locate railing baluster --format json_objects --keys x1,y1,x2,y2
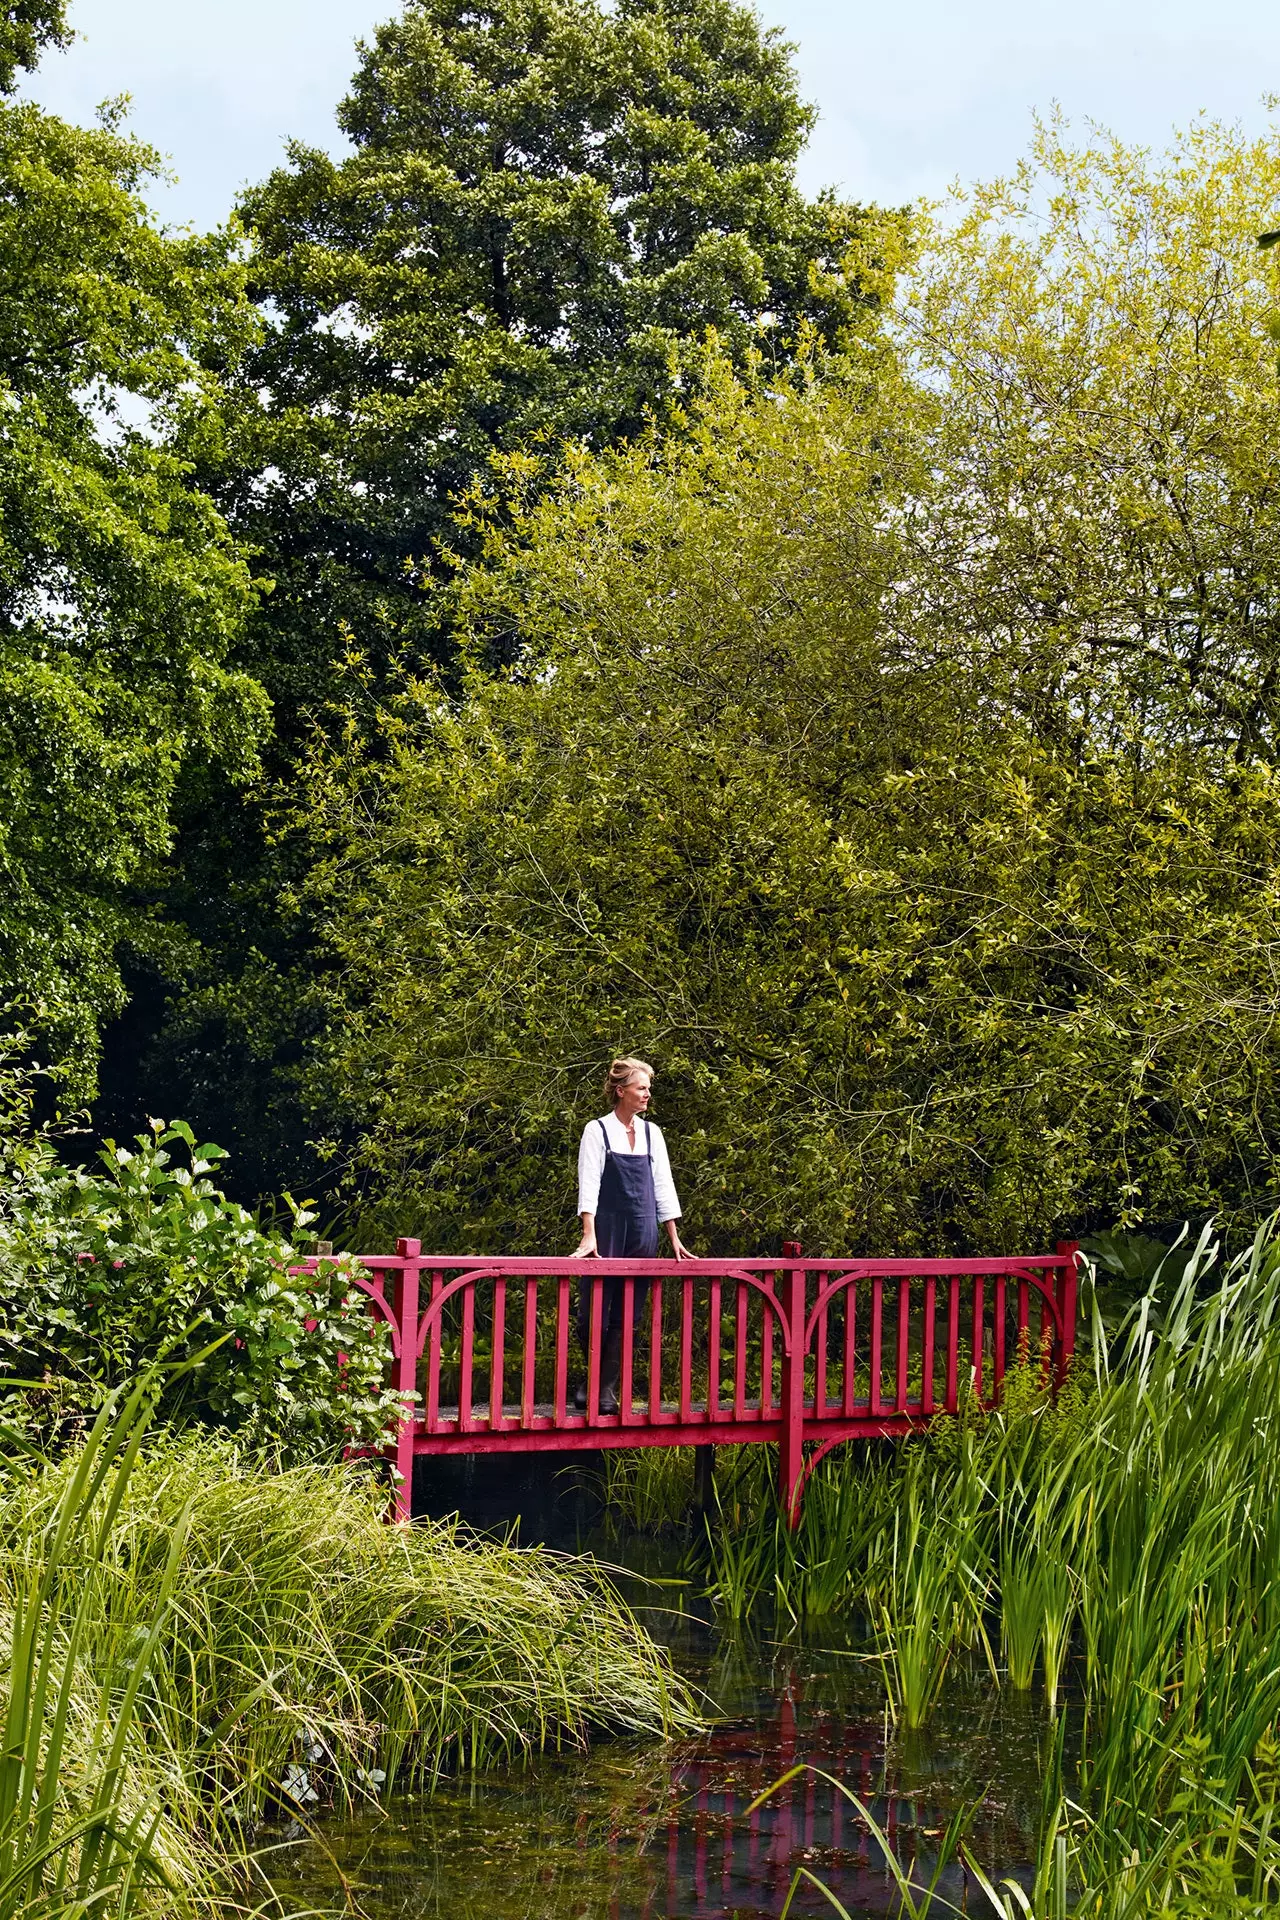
[
  {"x1": 1016, "y1": 1276, "x2": 1030, "y2": 1366},
  {"x1": 554, "y1": 1275, "x2": 570, "y2": 1424},
  {"x1": 993, "y1": 1274, "x2": 1006, "y2": 1396},
  {"x1": 922, "y1": 1276, "x2": 936, "y2": 1414},
  {"x1": 734, "y1": 1281, "x2": 747, "y2": 1420},
  {"x1": 679, "y1": 1275, "x2": 693, "y2": 1423},
  {"x1": 459, "y1": 1281, "x2": 475, "y2": 1432},
  {"x1": 708, "y1": 1278, "x2": 721, "y2": 1419},
  {"x1": 821, "y1": 1282, "x2": 832, "y2": 1420},
  {"x1": 521, "y1": 1277, "x2": 537, "y2": 1428},
  {"x1": 587, "y1": 1275, "x2": 604, "y2": 1426},
  {"x1": 895, "y1": 1278, "x2": 910, "y2": 1413},
  {"x1": 945, "y1": 1273, "x2": 960, "y2": 1413},
  {"x1": 842, "y1": 1279, "x2": 857, "y2": 1415},
  {"x1": 426, "y1": 1269, "x2": 443, "y2": 1430},
  {"x1": 620, "y1": 1277, "x2": 635, "y2": 1425},
  {"x1": 649, "y1": 1278, "x2": 664, "y2": 1420},
  {"x1": 972, "y1": 1275, "x2": 985, "y2": 1405},
  {"x1": 870, "y1": 1278, "x2": 884, "y2": 1415},
  {"x1": 761, "y1": 1294, "x2": 773, "y2": 1418},
  {"x1": 489, "y1": 1276, "x2": 506, "y2": 1429}
]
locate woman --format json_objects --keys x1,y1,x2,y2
[{"x1": 570, "y1": 1056, "x2": 691, "y2": 1411}]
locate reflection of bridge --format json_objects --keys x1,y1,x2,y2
[{"x1": 302, "y1": 1243, "x2": 1078, "y2": 1523}]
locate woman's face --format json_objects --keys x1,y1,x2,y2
[{"x1": 618, "y1": 1070, "x2": 652, "y2": 1114}]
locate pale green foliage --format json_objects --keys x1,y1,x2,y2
[{"x1": 293, "y1": 116, "x2": 1280, "y2": 1251}]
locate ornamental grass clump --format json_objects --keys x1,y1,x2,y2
[{"x1": 2, "y1": 1430, "x2": 695, "y2": 1829}]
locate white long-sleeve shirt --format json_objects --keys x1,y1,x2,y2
[{"x1": 576, "y1": 1113, "x2": 682, "y2": 1223}]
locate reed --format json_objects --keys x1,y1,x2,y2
[{"x1": 698, "y1": 1221, "x2": 1280, "y2": 1906}]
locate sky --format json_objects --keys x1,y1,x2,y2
[{"x1": 19, "y1": 0, "x2": 1280, "y2": 232}]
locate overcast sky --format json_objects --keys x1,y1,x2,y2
[{"x1": 19, "y1": 0, "x2": 1280, "y2": 232}]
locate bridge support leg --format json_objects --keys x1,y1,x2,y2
[
  {"x1": 391, "y1": 1237, "x2": 421, "y2": 1524},
  {"x1": 693, "y1": 1445, "x2": 716, "y2": 1521},
  {"x1": 778, "y1": 1249, "x2": 806, "y2": 1530}
]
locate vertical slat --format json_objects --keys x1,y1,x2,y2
[
  {"x1": 707, "y1": 1278, "x2": 721, "y2": 1417},
  {"x1": 921, "y1": 1276, "x2": 936, "y2": 1414},
  {"x1": 870, "y1": 1278, "x2": 884, "y2": 1415},
  {"x1": 620, "y1": 1276, "x2": 636, "y2": 1425},
  {"x1": 426, "y1": 1270, "x2": 443, "y2": 1431},
  {"x1": 945, "y1": 1274, "x2": 960, "y2": 1413},
  {"x1": 649, "y1": 1278, "x2": 664, "y2": 1420},
  {"x1": 521, "y1": 1277, "x2": 537, "y2": 1428},
  {"x1": 459, "y1": 1282, "x2": 475, "y2": 1431},
  {"x1": 1017, "y1": 1277, "x2": 1030, "y2": 1368},
  {"x1": 778, "y1": 1264, "x2": 806, "y2": 1526},
  {"x1": 994, "y1": 1274, "x2": 1007, "y2": 1395},
  {"x1": 679, "y1": 1275, "x2": 693, "y2": 1422},
  {"x1": 761, "y1": 1295, "x2": 773, "y2": 1417},
  {"x1": 972, "y1": 1275, "x2": 985, "y2": 1405},
  {"x1": 587, "y1": 1275, "x2": 604, "y2": 1426},
  {"x1": 815, "y1": 1282, "x2": 829, "y2": 1417},
  {"x1": 842, "y1": 1279, "x2": 857, "y2": 1414},
  {"x1": 895, "y1": 1277, "x2": 910, "y2": 1413},
  {"x1": 391, "y1": 1243, "x2": 419, "y2": 1523},
  {"x1": 734, "y1": 1281, "x2": 748, "y2": 1419},
  {"x1": 554, "y1": 1275, "x2": 570, "y2": 1423},
  {"x1": 489, "y1": 1276, "x2": 506, "y2": 1429}
]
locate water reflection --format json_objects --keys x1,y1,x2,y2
[{"x1": 267, "y1": 1632, "x2": 1043, "y2": 1920}]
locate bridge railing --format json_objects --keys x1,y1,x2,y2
[{"x1": 295, "y1": 1242, "x2": 1079, "y2": 1523}]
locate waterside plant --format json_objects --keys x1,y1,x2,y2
[
  {"x1": 609, "y1": 1224, "x2": 1280, "y2": 1911},
  {"x1": 0, "y1": 1390, "x2": 696, "y2": 1918}
]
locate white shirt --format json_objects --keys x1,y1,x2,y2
[{"x1": 577, "y1": 1113, "x2": 682, "y2": 1224}]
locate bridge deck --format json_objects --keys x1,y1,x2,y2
[{"x1": 299, "y1": 1245, "x2": 1079, "y2": 1523}]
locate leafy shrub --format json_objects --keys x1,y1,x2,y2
[{"x1": 0, "y1": 1057, "x2": 403, "y2": 1461}]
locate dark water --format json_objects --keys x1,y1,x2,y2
[{"x1": 267, "y1": 1531, "x2": 1049, "y2": 1920}]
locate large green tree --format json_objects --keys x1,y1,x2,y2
[
  {"x1": 0, "y1": 36, "x2": 265, "y2": 1091},
  {"x1": 286, "y1": 122, "x2": 1280, "y2": 1255},
  {"x1": 225, "y1": 0, "x2": 875, "y2": 703},
  {"x1": 118, "y1": 0, "x2": 885, "y2": 1192}
]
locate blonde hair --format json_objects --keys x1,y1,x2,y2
[{"x1": 603, "y1": 1056, "x2": 653, "y2": 1105}]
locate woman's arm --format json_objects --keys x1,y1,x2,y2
[
  {"x1": 571, "y1": 1211, "x2": 598, "y2": 1258},
  {"x1": 665, "y1": 1218, "x2": 693, "y2": 1260}
]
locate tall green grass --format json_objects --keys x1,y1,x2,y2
[
  {"x1": 0, "y1": 1401, "x2": 697, "y2": 1917},
  {"x1": 690, "y1": 1224, "x2": 1280, "y2": 1908},
  {"x1": 3, "y1": 1432, "x2": 696, "y2": 1825},
  {"x1": 0, "y1": 1379, "x2": 217, "y2": 1920}
]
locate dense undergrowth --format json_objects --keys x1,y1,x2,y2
[
  {"x1": 0, "y1": 1388, "x2": 695, "y2": 1920},
  {"x1": 605, "y1": 1227, "x2": 1280, "y2": 1914}
]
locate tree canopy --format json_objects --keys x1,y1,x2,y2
[
  {"x1": 110, "y1": 0, "x2": 885, "y2": 1188},
  {"x1": 287, "y1": 120, "x2": 1280, "y2": 1254},
  {"x1": 224, "y1": 0, "x2": 876, "y2": 702},
  {"x1": 0, "y1": 88, "x2": 264, "y2": 1088}
]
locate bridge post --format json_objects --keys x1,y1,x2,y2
[
  {"x1": 391, "y1": 1238, "x2": 421, "y2": 1522},
  {"x1": 778, "y1": 1242, "x2": 806, "y2": 1529},
  {"x1": 1054, "y1": 1240, "x2": 1079, "y2": 1387},
  {"x1": 693, "y1": 1445, "x2": 716, "y2": 1521}
]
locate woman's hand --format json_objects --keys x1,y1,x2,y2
[
  {"x1": 666, "y1": 1223, "x2": 694, "y2": 1261},
  {"x1": 571, "y1": 1215, "x2": 598, "y2": 1259}
]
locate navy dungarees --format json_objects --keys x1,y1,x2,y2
[{"x1": 581, "y1": 1116, "x2": 659, "y2": 1341}]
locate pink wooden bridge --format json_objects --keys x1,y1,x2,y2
[{"x1": 303, "y1": 1241, "x2": 1079, "y2": 1524}]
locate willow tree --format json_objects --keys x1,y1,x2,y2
[{"x1": 291, "y1": 120, "x2": 1280, "y2": 1254}]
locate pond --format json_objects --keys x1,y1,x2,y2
[{"x1": 267, "y1": 1503, "x2": 1054, "y2": 1920}]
